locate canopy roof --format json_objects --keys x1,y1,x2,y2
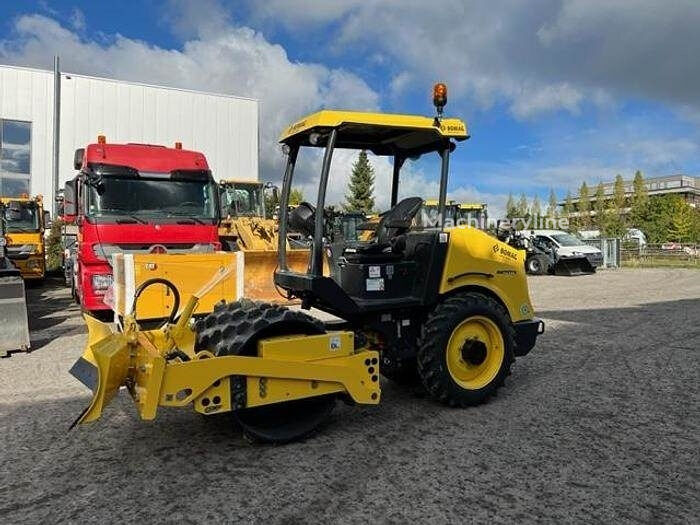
[{"x1": 279, "y1": 110, "x2": 469, "y2": 156}]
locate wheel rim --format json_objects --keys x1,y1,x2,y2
[{"x1": 446, "y1": 315, "x2": 505, "y2": 390}]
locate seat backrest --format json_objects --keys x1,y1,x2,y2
[{"x1": 376, "y1": 197, "x2": 424, "y2": 245}]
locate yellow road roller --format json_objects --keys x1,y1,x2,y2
[{"x1": 70, "y1": 85, "x2": 544, "y2": 443}]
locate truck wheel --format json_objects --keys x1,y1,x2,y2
[
  {"x1": 195, "y1": 299, "x2": 335, "y2": 444},
  {"x1": 417, "y1": 292, "x2": 515, "y2": 407},
  {"x1": 526, "y1": 255, "x2": 547, "y2": 275}
]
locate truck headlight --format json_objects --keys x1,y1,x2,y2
[{"x1": 91, "y1": 273, "x2": 113, "y2": 291}]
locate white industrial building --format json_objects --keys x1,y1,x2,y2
[{"x1": 0, "y1": 63, "x2": 259, "y2": 211}]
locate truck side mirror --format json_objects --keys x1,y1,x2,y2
[
  {"x1": 43, "y1": 210, "x2": 52, "y2": 229},
  {"x1": 63, "y1": 180, "x2": 77, "y2": 219},
  {"x1": 74, "y1": 148, "x2": 85, "y2": 170}
]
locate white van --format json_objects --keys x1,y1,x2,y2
[{"x1": 527, "y1": 230, "x2": 604, "y2": 268}]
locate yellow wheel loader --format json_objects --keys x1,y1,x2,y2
[
  {"x1": 218, "y1": 180, "x2": 312, "y2": 301},
  {"x1": 70, "y1": 85, "x2": 544, "y2": 443},
  {"x1": 0, "y1": 194, "x2": 48, "y2": 281}
]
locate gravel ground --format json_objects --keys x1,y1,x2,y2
[{"x1": 1, "y1": 269, "x2": 699, "y2": 523}]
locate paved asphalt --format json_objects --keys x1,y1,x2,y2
[{"x1": 1, "y1": 269, "x2": 698, "y2": 523}]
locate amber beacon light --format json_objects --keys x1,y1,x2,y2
[{"x1": 433, "y1": 82, "x2": 447, "y2": 118}]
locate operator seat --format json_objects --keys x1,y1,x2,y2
[{"x1": 341, "y1": 197, "x2": 424, "y2": 263}]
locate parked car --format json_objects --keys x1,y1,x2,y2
[{"x1": 526, "y1": 230, "x2": 604, "y2": 269}]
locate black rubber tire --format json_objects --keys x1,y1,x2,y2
[
  {"x1": 417, "y1": 292, "x2": 515, "y2": 407},
  {"x1": 526, "y1": 255, "x2": 548, "y2": 275},
  {"x1": 195, "y1": 299, "x2": 336, "y2": 444}
]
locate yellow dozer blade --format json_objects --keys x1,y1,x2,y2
[
  {"x1": 69, "y1": 315, "x2": 129, "y2": 426},
  {"x1": 243, "y1": 249, "x2": 311, "y2": 302}
]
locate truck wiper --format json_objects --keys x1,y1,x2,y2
[
  {"x1": 175, "y1": 216, "x2": 206, "y2": 225},
  {"x1": 116, "y1": 215, "x2": 148, "y2": 224}
]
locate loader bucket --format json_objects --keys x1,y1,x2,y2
[
  {"x1": 243, "y1": 249, "x2": 312, "y2": 303},
  {"x1": 553, "y1": 257, "x2": 596, "y2": 276},
  {"x1": 0, "y1": 272, "x2": 30, "y2": 356},
  {"x1": 69, "y1": 315, "x2": 130, "y2": 427}
]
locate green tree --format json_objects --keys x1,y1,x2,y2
[
  {"x1": 517, "y1": 193, "x2": 529, "y2": 217},
  {"x1": 630, "y1": 170, "x2": 648, "y2": 227},
  {"x1": 547, "y1": 188, "x2": 558, "y2": 217},
  {"x1": 289, "y1": 188, "x2": 305, "y2": 206},
  {"x1": 634, "y1": 194, "x2": 682, "y2": 243},
  {"x1": 264, "y1": 188, "x2": 280, "y2": 219},
  {"x1": 531, "y1": 195, "x2": 542, "y2": 218},
  {"x1": 506, "y1": 193, "x2": 518, "y2": 219},
  {"x1": 344, "y1": 150, "x2": 375, "y2": 213},
  {"x1": 563, "y1": 190, "x2": 574, "y2": 217},
  {"x1": 593, "y1": 182, "x2": 607, "y2": 232},
  {"x1": 45, "y1": 218, "x2": 64, "y2": 271},
  {"x1": 613, "y1": 174, "x2": 626, "y2": 211},
  {"x1": 668, "y1": 197, "x2": 694, "y2": 242},
  {"x1": 578, "y1": 182, "x2": 591, "y2": 229}
]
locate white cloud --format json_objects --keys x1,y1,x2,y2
[
  {"x1": 0, "y1": 13, "x2": 378, "y2": 189},
  {"x1": 249, "y1": 0, "x2": 700, "y2": 117}
]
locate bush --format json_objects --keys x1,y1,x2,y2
[{"x1": 46, "y1": 218, "x2": 64, "y2": 271}]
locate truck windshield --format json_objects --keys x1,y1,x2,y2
[
  {"x1": 220, "y1": 183, "x2": 264, "y2": 217},
  {"x1": 5, "y1": 201, "x2": 39, "y2": 232},
  {"x1": 87, "y1": 176, "x2": 217, "y2": 221},
  {"x1": 552, "y1": 233, "x2": 583, "y2": 246}
]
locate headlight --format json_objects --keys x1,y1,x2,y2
[
  {"x1": 27, "y1": 258, "x2": 42, "y2": 269},
  {"x1": 91, "y1": 273, "x2": 113, "y2": 291},
  {"x1": 192, "y1": 243, "x2": 217, "y2": 253}
]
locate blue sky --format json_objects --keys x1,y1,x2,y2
[{"x1": 1, "y1": 0, "x2": 698, "y2": 214}]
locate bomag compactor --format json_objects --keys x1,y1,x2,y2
[
  {"x1": 218, "y1": 179, "x2": 312, "y2": 301},
  {"x1": 70, "y1": 85, "x2": 544, "y2": 443}
]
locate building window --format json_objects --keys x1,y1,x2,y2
[{"x1": 0, "y1": 119, "x2": 31, "y2": 196}]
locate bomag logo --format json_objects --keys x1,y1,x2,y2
[
  {"x1": 444, "y1": 124, "x2": 465, "y2": 133},
  {"x1": 493, "y1": 244, "x2": 518, "y2": 261}
]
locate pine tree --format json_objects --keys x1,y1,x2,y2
[
  {"x1": 344, "y1": 150, "x2": 375, "y2": 213},
  {"x1": 593, "y1": 182, "x2": 607, "y2": 232},
  {"x1": 547, "y1": 188, "x2": 558, "y2": 217},
  {"x1": 289, "y1": 188, "x2": 305, "y2": 206},
  {"x1": 517, "y1": 193, "x2": 529, "y2": 217},
  {"x1": 563, "y1": 191, "x2": 574, "y2": 216},
  {"x1": 264, "y1": 189, "x2": 280, "y2": 219},
  {"x1": 506, "y1": 193, "x2": 518, "y2": 219},
  {"x1": 578, "y1": 182, "x2": 591, "y2": 229},
  {"x1": 531, "y1": 195, "x2": 541, "y2": 218},
  {"x1": 613, "y1": 174, "x2": 626, "y2": 211},
  {"x1": 632, "y1": 170, "x2": 648, "y2": 206},
  {"x1": 630, "y1": 170, "x2": 648, "y2": 227}
]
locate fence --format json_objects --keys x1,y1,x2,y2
[
  {"x1": 583, "y1": 238, "x2": 621, "y2": 268},
  {"x1": 620, "y1": 242, "x2": 700, "y2": 267}
]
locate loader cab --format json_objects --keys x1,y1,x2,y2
[
  {"x1": 219, "y1": 180, "x2": 266, "y2": 218},
  {"x1": 274, "y1": 102, "x2": 469, "y2": 319}
]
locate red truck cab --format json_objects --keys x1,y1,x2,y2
[{"x1": 62, "y1": 138, "x2": 220, "y2": 316}]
